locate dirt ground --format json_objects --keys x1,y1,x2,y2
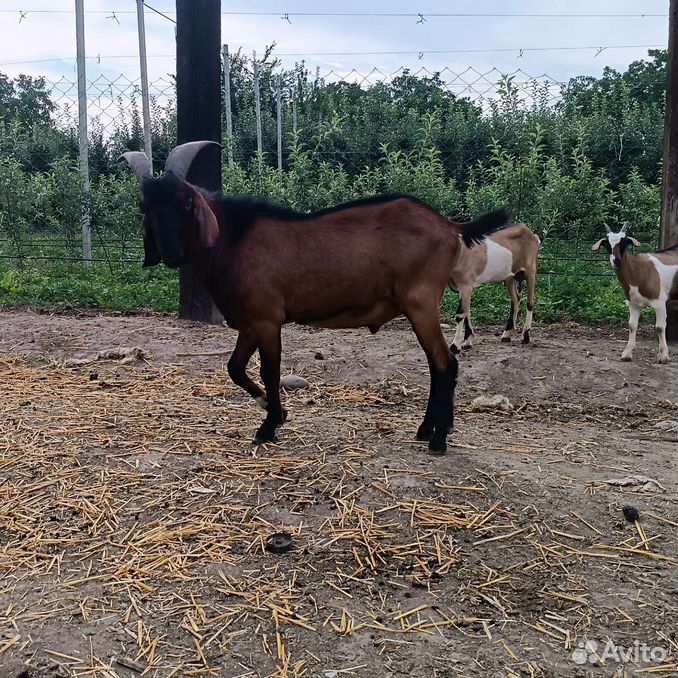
[{"x1": 1, "y1": 308, "x2": 677, "y2": 678}]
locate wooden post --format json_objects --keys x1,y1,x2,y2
[
  {"x1": 276, "y1": 77, "x2": 283, "y2": 172},
  {"x1": 176, "y1": 0, "x2": 222, "y2": 323},
  {"x1": 662, "y1": 0, "x2": 678, "y2": 339}
]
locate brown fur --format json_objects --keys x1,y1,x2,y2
[
  {"x1": 613, "y1": 253, "x2": 662, "y2": 301},
  {"x1": 198, "y1": 197, "x2": 460, "y2": 334}
]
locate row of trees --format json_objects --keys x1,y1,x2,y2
[{"x1": 0, "y1": 49, "x2": 667, "y2": 256}]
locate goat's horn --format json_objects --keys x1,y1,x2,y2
[
  {"x1": 119, "y1": 151, "x2": 152, "y2": 182},
  {"x1": 164, "y1": 141, "x2": 221, "y2": 181},
  {"x1": 604, "y1": 223, "x2": 612, "y2": 233}
]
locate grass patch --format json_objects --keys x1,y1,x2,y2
[
  {"x1": 0, "y1": 259, "x2": 642, "y2": 327},
  {"x1": 442, "y1": 275, "x2": 633, "y2": 326},
  {"x1": 0, "y1": 262, "x2": 179, "y2": 313}
]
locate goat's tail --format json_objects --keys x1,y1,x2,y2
[{"x1": 456, "y1": 208, "x2": 510, "y2": 248}]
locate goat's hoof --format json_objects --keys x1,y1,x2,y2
[
  {"x1": 500, "y1": 335, "x2": 511, "y2": 343},
  {"x1": 253, "y1": 427, "x2": 276, "y2": 445},
  {"x1": 416, "y1": 424, "x2": 434, "y2": 441},
  {"x1": 461, "y1": 340, "x2": 474, "y2": 349},
  {"x1": 522, "y1": 332, "x2": 530, "y2": 344},
  {"x1": 451, "y1": 343, "x2": 462, "y2": 355},
  {"x1": 658, "y1": 354, "x2": 670, "y2": 364},
  {"x1": 427, "y1": 439, "x2": 447, "y2": 455},
  {"x1": 620, "y1": 353, "x2": 633, "y2": 362}
]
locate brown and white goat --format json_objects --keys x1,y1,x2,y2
[
  {"x1": 593, "y1": 225, "x2": 678, "y2": 363},
  {"x1": 448, "y1": 223, "x2": 540, "y2": 351},
  {"x1": 121, "y1": 141, "x2": 508, "y2": 453}
]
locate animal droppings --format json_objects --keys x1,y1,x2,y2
[{"x1": 266, "y1": 532, "x2": 293, "y2": 554}]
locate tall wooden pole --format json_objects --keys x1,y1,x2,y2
[
  {"x1": 662, "y1": 0, "x2": 678, "y2": 338},
  {"x1": 176, "y1": 0, "x2": 222, "y2": 323}
]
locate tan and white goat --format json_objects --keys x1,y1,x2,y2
[
  {"x1": 593, "y1": 225, "x2": 678, "y2": 363},
  {"x1": 449, "y1": 223, "x2": 540, "y2": 351}
]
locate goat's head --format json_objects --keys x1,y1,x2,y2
[
  {"x1": 120, "y1": 141, "x2": 221, "y2": 269},
  {"x1": 592, "y1": 223, "x2": 641, "y2": 269}
]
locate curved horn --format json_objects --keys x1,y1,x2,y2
[
  {"x1": 164, "y1": 141, "x2": 221, "y2": 181},
  {"x1": 119, "y1": 151, "x2": 152, "y2": 182},
  {"x1": 604, "y1": 223, "x2": 612, "y2": 233}
]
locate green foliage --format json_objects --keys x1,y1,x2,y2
[
  {"x1": 0, "y1": 52, "x2": 666, "y2": 323},
  {"x1": 0, "y1": 261, "x2": 178, "y2": 312}
]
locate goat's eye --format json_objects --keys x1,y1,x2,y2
[{"x1": 185, "y1": 197, "x2": 193, "y2": 211}]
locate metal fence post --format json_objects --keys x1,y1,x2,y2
[
  {"x1": 74, "y1": 0, "x2": 91, "y2": 265},
  {"x1": 253, "y1": 59, "x2": 262, "y2": 156},
  {"x1": 276, "y1": 77, "x2": 283, "y2": 172},
  {"x1": 136, "y1": 0, "x2": 153, "y2": 166},
  {"x1": 222, "y1": 44, "x2": 234, "y2": 167},
  {"x1": 292, "y1": 89, "x2": 298, "y2": 134}
]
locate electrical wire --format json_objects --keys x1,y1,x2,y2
[{"x1": 0, "y1": 44, "x2": 665, "y2": 67}]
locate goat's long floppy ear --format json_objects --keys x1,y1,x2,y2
[
  {"x1": 142, "y1": 219, "x2": 162, "y2": 267},
  {"x1": 627, "y1": 236, "x2": 641, "y2": 247},
  {"x1": 192, "y1": 192, "x2": 220, "y2": 248},
  {"x1": 592, "y1": 239, "x2": 606, "y2": 251},
  {"x1": 165, "y1": 141, "x2": 221, "y2": 181},
  {"x1": 119, "y1": 151, "x2": 152, "y2": 182}
]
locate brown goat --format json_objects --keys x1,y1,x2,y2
[
  {"x1": 448, "y1": 223, "x2": 540, "y2": 350},
  {"x1": 121, "y1": 142, "x2": 508, "y2": 453}
]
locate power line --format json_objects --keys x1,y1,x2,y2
[
  {"x1": 0, "y1": 9, "x2": 667, "y2": 18},
  {"x1": 141, "y1": 1, "x2": 175, "y2": 24},
  {"x1": 271, "y1": 45, "x2": 666, "y2": 57},
  {"x1": 0, "y1": 56, "x2": 173, "y2": 66},
  {"x1": 0, "y1": 44, "x2": 665, "y2": 67}
]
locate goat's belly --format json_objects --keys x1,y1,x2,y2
[
  {"x1": 476, "y1": 240, "x2": 513, "y2": 285},
  {"x1": 299, "y1": 300, "x2": 401, "y2": 330},
  {"x1": 628, "y1": 285, "x2": 655, "y2": 307}
]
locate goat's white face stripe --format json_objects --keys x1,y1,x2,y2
[
  {"x1": 606, "y1": 231, "x2": 626, "y2": 268},
  {"x1": 607, "y1": 231, "x2": 626, "y2": 248}
]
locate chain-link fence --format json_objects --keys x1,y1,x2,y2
[{"x1": 0, "y1": 53, "x2": 665, "y2": 286}]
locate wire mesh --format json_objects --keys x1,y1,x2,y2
[{"x1": 0, "y1": 62, "x2": 663, "y2": 278}]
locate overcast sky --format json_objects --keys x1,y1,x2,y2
[{"x1": 0, "y1": 0, "x2": 669, "y2": 86}]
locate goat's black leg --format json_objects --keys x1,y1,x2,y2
[
  {"x1": 416, "y1": 353, "x2": 436, "y2": 441},
  {"x1": 227, "y1": 332, "x2": 267, "y2": 408},
  {"x1": 253, "y1": 326, "x2": 286, "y2": 445},
  {"x1": 408, "y1": 303, "x2": 456, "y2": 454}
]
